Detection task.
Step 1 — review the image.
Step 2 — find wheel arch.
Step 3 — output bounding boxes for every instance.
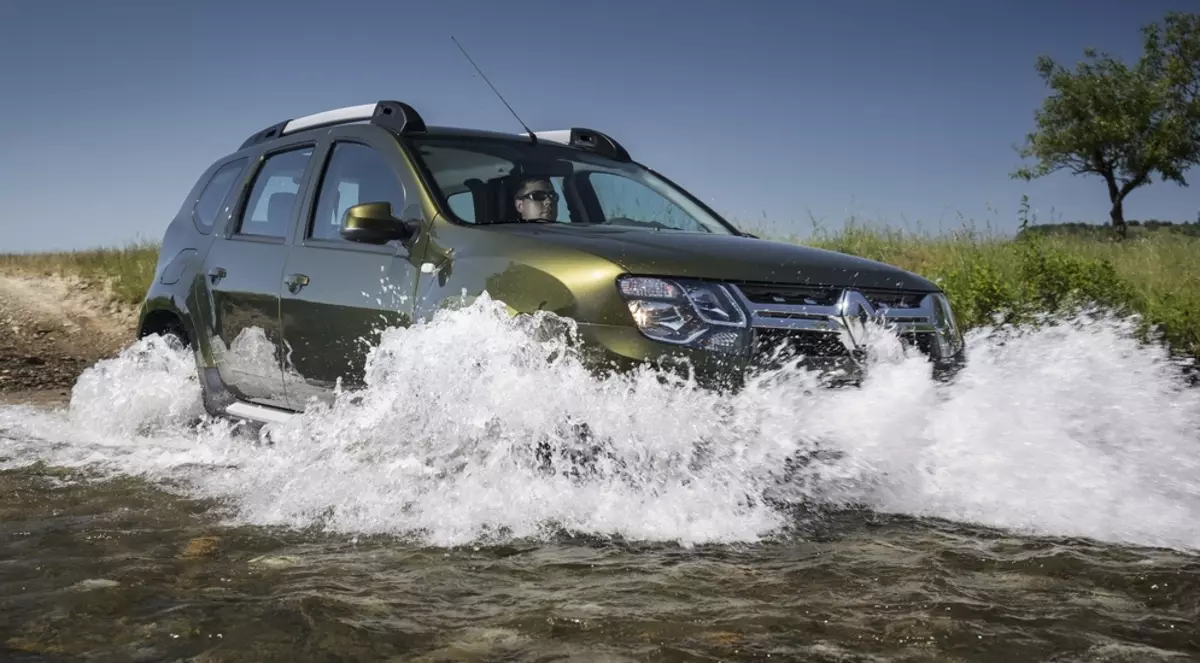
[137,302,196,349]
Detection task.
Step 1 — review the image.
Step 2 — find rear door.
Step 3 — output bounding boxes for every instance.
[197,141,317,409]
[278,126,426,410]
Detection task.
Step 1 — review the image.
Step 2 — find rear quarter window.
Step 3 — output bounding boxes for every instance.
[192,158,248,233]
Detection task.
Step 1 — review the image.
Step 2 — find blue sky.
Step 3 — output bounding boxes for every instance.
[1,0,1196,252]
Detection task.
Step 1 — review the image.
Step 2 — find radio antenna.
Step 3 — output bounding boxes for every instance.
[451,35,537,145]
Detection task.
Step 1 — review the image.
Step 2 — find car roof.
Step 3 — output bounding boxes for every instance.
[236,100,632,163]
[419,125,531,142]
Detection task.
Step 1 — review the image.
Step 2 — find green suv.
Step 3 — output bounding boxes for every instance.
[138,100,964,425]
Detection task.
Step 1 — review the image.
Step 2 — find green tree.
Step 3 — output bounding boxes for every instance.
[1012,12,1200,239]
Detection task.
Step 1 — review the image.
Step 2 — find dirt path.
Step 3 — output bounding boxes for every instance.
[0,271,139,406]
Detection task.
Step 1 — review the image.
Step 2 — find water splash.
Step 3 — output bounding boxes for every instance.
[2,296,1198,552]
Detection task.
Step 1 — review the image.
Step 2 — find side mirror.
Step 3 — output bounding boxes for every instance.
[341,202,415,245]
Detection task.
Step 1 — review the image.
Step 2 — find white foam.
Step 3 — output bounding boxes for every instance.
[2,296,1198,552]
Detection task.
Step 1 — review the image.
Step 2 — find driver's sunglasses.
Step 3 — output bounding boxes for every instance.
[519,190,559,203]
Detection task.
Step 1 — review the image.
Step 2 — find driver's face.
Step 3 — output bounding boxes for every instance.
[515,180,559,221]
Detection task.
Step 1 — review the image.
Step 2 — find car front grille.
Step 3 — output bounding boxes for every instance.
[735,283,843,307]
[734,282,931,311]
[752,328,851,359]
[725,281,949,366]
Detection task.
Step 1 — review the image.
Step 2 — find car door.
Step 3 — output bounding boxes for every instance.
[278,127,425,410]
[196,141,317,410]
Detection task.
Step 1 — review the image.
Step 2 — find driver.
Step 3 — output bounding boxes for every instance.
[513,177,559,222]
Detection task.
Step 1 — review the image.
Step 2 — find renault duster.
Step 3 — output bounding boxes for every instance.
[136,100,965,425]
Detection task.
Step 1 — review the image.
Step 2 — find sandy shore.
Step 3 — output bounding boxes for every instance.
[0,270,139,408]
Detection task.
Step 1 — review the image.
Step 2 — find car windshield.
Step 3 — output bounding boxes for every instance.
[406,135,737,235]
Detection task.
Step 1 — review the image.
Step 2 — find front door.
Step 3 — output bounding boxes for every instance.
[197,144,316,409]
[278,135,424,410]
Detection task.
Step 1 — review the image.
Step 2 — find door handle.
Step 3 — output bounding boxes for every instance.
[284,273,310,294]
[208,267,227,284]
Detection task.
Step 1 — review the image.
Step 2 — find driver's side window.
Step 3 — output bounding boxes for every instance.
[587,173,702,231]
[309,142,406,241]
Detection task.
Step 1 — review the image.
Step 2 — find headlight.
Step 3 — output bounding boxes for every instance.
[931,293,963,357]
[617,276,749,353]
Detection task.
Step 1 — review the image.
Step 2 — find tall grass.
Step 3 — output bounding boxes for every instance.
[2,222,1198,358]
[798,219,1200,359]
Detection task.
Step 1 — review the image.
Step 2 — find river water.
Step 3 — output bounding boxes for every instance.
[2,299,1198,661]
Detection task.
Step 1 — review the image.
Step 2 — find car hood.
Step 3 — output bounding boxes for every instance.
[489,224,940,291]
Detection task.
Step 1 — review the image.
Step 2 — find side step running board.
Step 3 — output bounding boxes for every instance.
[225,401,296,425]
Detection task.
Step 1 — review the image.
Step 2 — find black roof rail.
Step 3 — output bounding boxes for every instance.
[521,128,631,161]
[238,100,428,150]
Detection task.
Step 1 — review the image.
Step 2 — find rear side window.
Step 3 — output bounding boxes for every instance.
[236,146,314,238]
[192,158,247,233]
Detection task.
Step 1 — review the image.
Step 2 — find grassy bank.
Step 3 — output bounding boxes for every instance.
[2,224,1198,358]
[802,223,1200,359]
[0,241,160,309]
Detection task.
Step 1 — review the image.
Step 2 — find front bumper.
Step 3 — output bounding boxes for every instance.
[574,323,964,391]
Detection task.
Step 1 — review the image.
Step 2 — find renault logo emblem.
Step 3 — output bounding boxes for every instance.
[833,289,887,355]
[836,289,879,321]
